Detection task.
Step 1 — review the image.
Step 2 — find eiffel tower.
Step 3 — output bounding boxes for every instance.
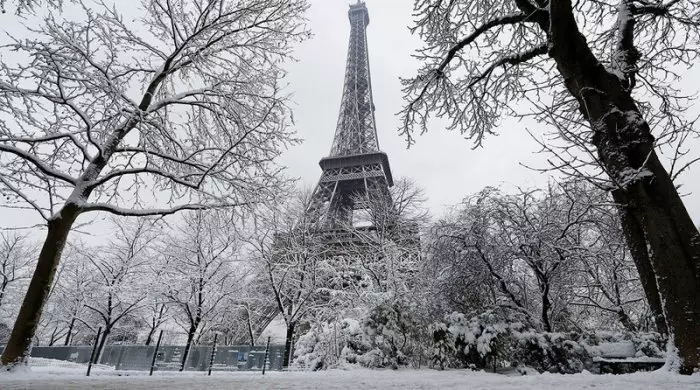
[305,0,393,229]
[252,2,398,358]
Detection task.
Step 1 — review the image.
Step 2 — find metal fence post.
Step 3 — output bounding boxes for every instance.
[287,333,295,368]
[149,330,164,376]
[86,327,102,377]
[208,333,218,376]
[262,336,271,375]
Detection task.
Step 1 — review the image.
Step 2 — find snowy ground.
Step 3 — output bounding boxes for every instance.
[1,360,699,389]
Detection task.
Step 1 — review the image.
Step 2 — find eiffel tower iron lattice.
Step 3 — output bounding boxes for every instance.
[305,1,393,229]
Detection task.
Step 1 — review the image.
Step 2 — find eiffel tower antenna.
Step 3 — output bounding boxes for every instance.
[305,1,393,228]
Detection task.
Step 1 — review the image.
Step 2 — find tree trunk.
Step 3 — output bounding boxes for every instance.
[617,309,637,332]
[180,324,197,372]
[47,326,59,346]
[282,322,295,368]
[543,4,700,372]
[145,328,155,346]
[94,326,110,364]
[245,308,255,347]
[614,196,668,335]
[1,206,79,367]
[64,317,76,346]
[145,306,164,346]
[539,281,552,332]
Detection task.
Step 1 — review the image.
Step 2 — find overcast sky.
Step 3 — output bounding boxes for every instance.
[281,0,700,223]
[1,0,698,232]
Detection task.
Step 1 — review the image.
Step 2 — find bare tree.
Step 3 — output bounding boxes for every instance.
[566,183,660,333]
[431,182,630,333]
[402,0,700,372]
[81,218,155,362]
[0,233,34,318]
[162,210,245,371]
[49,246,92,346]
[0,0,309,366]
[247,192,339,368]
[142,254,171,346]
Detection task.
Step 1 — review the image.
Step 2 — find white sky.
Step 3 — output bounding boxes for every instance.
[280,0,700,223]
[1,0,699,234]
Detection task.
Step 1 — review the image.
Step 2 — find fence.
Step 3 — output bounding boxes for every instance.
[26,343,286,372]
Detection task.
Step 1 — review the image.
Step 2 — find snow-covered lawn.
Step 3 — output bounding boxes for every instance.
[1,361,699,390]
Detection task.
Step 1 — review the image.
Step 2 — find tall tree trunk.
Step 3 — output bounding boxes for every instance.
[614,197,668,335]
[145,328,155,346]
[539,280,552,332]
[180,324,197,372]
[145,306,164,346]
[543,1,700,372]
[282,322,295,368]
[1,206,79,367]
[64,317,76,346]
[245,308,255,347]
[94,326,111,364]
[47,326,59,346]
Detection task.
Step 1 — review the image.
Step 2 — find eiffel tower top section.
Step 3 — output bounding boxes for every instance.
[328,1,380,157]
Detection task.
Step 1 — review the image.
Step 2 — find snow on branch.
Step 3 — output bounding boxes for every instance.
[80,201,256,217]
[0,144,78,185]
[0,0,309,222]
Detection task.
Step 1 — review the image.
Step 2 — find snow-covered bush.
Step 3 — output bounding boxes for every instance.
[431,311,667,373]
[432,310,517,370]
[359,301,421,368]
[511,331,590,373]
[293,317,374,370]
[293,325,329,371]
[294,301,427,370]
[582,331,665,359]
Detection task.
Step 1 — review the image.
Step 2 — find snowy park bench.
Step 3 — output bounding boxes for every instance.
[591,342,665,374]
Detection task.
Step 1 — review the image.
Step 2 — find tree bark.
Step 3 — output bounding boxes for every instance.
[617,309,637,333]
[541,0,700,372]
[539,280,552,332]
[1,205,79,367]
[245,308,256,347]
[145,306,164,346]
[94,326,110,364]
[613,195,668,335]
[47,327,59,346]
[282,322,295,368]
[180,324,198,372]
[64,317,76,346]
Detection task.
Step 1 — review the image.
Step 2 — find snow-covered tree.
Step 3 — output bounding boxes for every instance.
[40,246,92,346]
[0,0,309,366]
[162,210,246,371]
[429,182,650,333]
[402,0,700,373]
[141,253,171,346]
[0,233,34,326]
[566,185,658,333]
[81,218,156,362]
[247,192,339,367]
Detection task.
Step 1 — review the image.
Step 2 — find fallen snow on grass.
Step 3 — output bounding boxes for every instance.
[1,365,699,390]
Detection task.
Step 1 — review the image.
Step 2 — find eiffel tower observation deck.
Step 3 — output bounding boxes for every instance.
[306,1,393,229]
